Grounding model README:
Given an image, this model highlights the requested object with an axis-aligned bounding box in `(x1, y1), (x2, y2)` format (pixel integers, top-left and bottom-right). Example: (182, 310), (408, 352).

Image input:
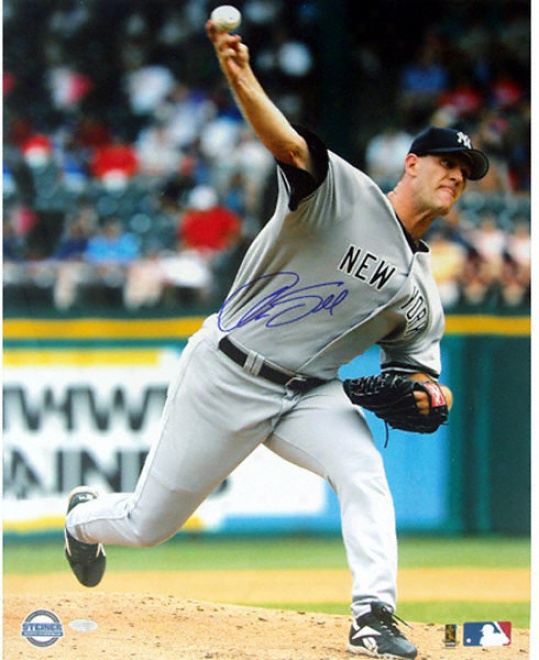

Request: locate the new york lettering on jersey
(337, 243), (397, 291)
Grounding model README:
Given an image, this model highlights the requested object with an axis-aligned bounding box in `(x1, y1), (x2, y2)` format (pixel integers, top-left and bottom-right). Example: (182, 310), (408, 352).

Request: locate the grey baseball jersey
(215, 128), (444, 380)
(66, 127), (444, 620)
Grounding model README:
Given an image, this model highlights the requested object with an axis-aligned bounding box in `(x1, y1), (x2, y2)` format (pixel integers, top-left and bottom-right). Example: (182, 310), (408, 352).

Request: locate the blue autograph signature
(218, 271), (349, 330)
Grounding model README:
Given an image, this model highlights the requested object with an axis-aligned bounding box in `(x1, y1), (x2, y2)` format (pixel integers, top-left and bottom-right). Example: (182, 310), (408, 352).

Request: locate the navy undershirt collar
(395, 213), (428, 253)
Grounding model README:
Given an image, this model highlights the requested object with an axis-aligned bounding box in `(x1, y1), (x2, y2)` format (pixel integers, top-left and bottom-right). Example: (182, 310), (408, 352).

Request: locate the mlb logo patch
(463, 621), (511, 646)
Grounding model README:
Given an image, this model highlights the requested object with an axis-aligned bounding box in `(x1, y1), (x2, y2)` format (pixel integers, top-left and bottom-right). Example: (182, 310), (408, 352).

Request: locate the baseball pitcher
(64, 17), (489, 660)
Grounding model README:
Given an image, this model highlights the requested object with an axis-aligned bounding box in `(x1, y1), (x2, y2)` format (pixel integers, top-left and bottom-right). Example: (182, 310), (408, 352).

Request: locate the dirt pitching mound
(4, 593), (529, 660)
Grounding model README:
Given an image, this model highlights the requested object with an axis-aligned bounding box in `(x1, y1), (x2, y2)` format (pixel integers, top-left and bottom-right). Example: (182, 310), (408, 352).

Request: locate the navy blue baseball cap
(408, 127), (489, 180)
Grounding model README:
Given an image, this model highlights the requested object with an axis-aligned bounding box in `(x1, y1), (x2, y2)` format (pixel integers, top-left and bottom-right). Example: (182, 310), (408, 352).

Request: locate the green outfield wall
(442, 328), (531, 535)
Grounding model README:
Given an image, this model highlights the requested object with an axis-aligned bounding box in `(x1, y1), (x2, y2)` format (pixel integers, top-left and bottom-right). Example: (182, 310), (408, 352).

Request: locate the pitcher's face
(411, 153), (469, 216)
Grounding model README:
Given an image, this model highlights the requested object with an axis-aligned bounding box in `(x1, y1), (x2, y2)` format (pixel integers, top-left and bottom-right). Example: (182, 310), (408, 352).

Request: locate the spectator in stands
(154, 6), (194, 69)
(46, 66), (93, 114)
(21, 134), (55, 169)
(159, 153), (199, 212)
(427, 227), (468, 310)
(216, 126), (274, 232)
(3, 207), (27, 262)
(160, 84), (217, 152)
(125, 183), (244, 310)
(243, 0), (284, 46)
(457, 248), (498, 309)
(3, 206), (31, 304)
(452, 13), (491, 85)
(157, 247), (214, 308)
(199, 112), (244, 169)
(3, 137), (36, 219)
(123, 62), (176, 123)
(252, 26), (314, 123)
(277, 32), (314, 81)
(489, 64), (525, 112)
(123, 243), (167, 310)
(364, 125), (413, 190)
(505, 218), (531, 275)
(436, 69), (483, 122)
(80, 216), (140, 306)
(52, 206), (97, 310)
(221, 171), (248, 218)
(398, 31), (450, 118)
(498, 217), (531, 308)
(158, 185), (243, 307)
(84, 216), (139, 265)
(505, 100), (530, 192)
(464, 212), (507, 282)
(90, 138), (139, 190)
(54, 207), (94, 260)
(273, 27), (315, 113)
(46, 0), (91, 42)
(498, 252), (530, 309)
(19, 133), (67, 258)
(136, 118), (183, 180)
(467, 110), (513, 194)
(178, 185), (242, 255)
(73, 114), (114, 152)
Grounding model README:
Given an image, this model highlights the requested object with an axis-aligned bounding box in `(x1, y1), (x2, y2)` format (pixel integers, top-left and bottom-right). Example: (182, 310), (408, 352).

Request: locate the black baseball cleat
(64, 487), (106, 588)
(347, 602), (417, 658)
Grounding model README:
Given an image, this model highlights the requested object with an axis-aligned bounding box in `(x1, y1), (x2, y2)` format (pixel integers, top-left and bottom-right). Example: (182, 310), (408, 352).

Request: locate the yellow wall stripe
(3, 349), (165, 367)
(2, 516), (65, 533)
(3, 315), (530, 341)
(444, 315), (530, 336)
(3, 317), (204, 340)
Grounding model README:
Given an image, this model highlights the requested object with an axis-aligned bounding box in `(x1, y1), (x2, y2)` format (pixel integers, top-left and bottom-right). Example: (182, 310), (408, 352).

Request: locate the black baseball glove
(343, 372), (448, 434)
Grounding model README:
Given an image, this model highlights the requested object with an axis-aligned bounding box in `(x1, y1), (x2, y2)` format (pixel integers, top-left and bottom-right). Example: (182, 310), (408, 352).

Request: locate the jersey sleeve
(276, 126), (329, 211)
(378, 309), (444, 379)
(379, 343), (442, 379)
(377, 246), (446, 380)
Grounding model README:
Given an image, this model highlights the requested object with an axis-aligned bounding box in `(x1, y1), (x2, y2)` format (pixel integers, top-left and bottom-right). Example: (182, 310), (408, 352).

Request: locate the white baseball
(210, 5), (242, 32)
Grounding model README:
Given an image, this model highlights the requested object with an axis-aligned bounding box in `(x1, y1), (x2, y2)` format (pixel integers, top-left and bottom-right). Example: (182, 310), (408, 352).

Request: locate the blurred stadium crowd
(3, 0), (530, 313)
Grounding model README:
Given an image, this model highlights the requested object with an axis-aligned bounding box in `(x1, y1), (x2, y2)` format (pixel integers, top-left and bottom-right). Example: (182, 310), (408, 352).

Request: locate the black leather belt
(218, 336), (326, 393)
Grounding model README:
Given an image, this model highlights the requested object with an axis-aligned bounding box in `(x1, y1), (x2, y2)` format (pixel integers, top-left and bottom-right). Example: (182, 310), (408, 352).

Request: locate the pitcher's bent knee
(125, 504), (189, 547)
(127, 514), (183, 547)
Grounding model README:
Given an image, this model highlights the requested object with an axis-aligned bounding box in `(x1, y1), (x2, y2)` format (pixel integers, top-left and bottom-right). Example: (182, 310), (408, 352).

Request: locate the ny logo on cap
(457, 131), (472, 149)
